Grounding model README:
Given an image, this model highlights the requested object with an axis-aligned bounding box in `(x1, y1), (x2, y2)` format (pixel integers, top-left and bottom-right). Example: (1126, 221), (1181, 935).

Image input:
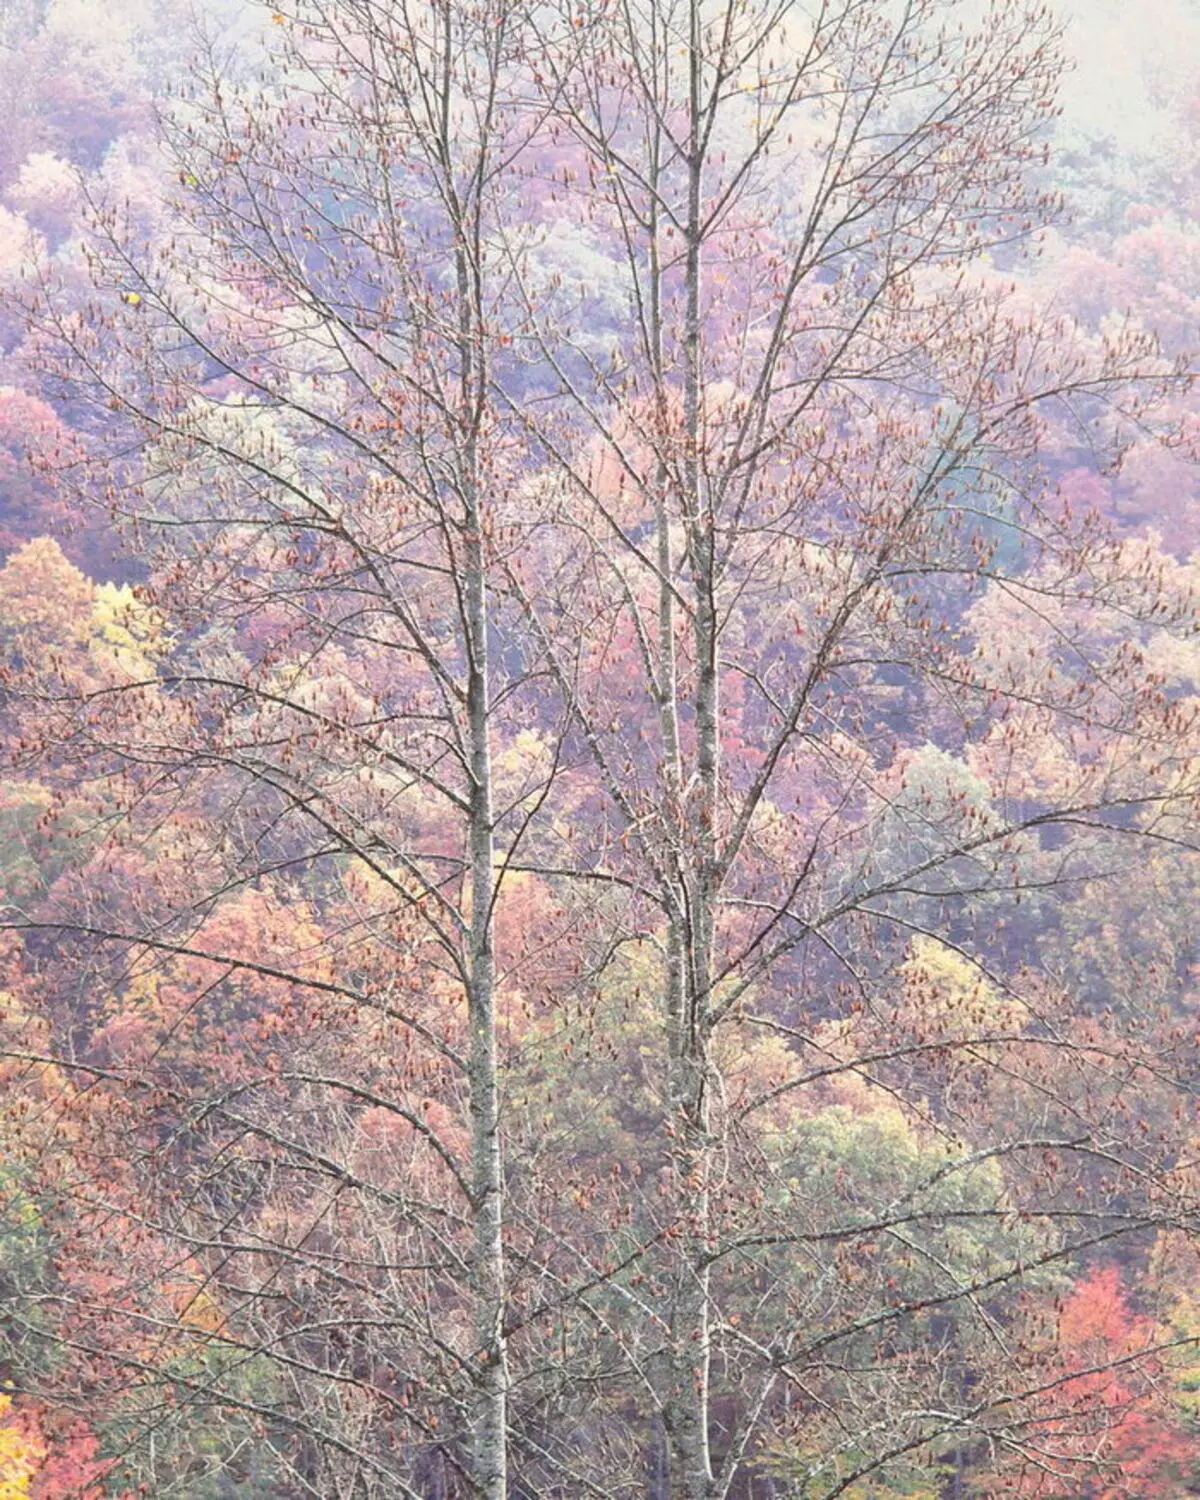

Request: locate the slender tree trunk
(665, 7), (718, 1490)
(457, 170), (507, 1490)
(466, 525), (507, 1498)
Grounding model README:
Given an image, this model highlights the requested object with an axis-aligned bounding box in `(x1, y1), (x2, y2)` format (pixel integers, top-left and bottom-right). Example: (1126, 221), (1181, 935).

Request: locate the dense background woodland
(1, 0), (1200, 1495)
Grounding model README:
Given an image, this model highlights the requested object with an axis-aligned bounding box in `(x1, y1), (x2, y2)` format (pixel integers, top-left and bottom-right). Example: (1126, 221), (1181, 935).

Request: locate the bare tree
(3, 0), (1199, 1496)
(7, 1), (560, 1493)
(492, 0), (1200, 1492)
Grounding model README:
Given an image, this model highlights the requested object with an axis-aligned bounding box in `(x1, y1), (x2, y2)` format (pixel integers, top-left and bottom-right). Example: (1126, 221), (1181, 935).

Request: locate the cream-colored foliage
(0, 210), (45, 286)
(90, 581), (167, 677)
(8, 153), (77, 219)
(493, 729), (554, 810)
(901, 934), (1028, 1032)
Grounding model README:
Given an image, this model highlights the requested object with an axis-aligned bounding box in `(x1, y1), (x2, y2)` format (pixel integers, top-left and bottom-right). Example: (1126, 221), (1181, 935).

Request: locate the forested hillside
(1, 1), (1199, 1496)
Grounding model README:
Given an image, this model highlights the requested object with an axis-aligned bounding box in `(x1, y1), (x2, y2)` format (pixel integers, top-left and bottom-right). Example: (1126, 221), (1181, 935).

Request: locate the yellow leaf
(0, 1394), (42, 1500)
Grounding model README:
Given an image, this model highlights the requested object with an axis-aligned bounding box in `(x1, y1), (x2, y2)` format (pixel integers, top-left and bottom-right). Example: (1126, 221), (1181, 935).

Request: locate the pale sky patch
(1057, 0), (1199, 153)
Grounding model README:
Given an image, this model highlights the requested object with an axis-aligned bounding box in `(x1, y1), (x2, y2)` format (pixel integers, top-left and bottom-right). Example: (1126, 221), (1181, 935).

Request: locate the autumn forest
(1, 0), (1200, 1495)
